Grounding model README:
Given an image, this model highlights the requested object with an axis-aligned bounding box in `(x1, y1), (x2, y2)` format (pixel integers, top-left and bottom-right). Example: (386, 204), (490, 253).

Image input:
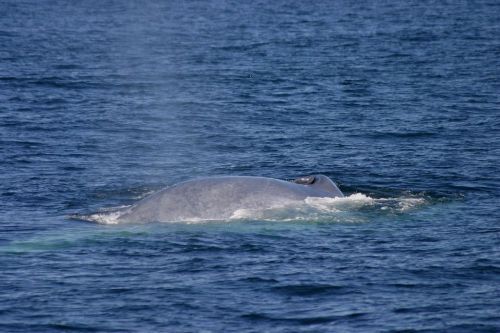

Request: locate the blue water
(1, 0), (499, 331)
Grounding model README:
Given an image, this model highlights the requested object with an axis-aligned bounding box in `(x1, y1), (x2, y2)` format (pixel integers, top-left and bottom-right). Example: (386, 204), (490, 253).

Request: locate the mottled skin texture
(117, 175), (343, 222)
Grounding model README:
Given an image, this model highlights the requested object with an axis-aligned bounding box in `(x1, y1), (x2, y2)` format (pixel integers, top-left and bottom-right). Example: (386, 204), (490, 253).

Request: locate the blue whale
(115, 174), (343, 223)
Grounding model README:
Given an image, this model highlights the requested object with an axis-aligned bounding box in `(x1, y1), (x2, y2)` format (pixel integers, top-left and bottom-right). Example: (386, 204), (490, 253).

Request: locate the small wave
(366, 130), (437, 139)
(271, 283), (351, 296)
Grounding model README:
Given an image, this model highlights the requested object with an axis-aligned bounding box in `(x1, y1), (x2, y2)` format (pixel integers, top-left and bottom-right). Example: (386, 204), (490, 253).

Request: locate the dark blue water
(1, 0), (499, 331)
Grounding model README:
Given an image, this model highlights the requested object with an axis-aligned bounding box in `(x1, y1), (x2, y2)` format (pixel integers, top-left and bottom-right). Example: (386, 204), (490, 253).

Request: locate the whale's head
(293, 174), (344, 197)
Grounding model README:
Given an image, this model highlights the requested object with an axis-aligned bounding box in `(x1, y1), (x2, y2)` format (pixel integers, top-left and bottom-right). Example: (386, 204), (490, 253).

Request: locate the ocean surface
(1, 0), (499, 331)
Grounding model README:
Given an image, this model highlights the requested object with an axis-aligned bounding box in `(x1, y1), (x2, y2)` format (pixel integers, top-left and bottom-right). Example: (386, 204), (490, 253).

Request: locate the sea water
(1, 0), (499, 331)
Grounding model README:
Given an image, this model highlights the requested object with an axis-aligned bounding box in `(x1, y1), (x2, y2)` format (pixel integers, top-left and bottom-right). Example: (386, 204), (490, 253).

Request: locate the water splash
(73, 193), (427, 225)
(229, 193), (426, 222)
(69, 205), (131, 225)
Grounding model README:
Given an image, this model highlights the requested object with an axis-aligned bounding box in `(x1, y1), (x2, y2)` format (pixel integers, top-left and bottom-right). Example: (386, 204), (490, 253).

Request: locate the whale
(113, 174), (343, 223)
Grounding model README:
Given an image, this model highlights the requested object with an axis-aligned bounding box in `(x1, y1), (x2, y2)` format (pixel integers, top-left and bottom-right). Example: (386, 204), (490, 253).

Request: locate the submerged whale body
(115, 175), (343, 223)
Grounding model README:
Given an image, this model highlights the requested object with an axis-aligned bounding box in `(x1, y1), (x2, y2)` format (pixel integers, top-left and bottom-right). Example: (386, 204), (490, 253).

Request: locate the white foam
(73, 205), (131, 225)
(75, 193), (427, 225)
(305, 193), (374, 211)
(229, 193), (427, 222)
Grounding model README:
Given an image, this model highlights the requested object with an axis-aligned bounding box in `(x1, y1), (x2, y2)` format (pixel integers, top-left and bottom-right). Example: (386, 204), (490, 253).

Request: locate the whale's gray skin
(116, 175), (343, 223)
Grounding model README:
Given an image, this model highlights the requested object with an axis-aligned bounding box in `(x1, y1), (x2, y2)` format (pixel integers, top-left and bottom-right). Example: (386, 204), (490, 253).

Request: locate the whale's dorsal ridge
(307, 174), (344, 197)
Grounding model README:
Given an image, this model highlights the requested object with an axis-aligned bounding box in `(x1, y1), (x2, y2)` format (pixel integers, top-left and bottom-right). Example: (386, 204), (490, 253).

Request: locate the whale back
(118, 175), (343, 222)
